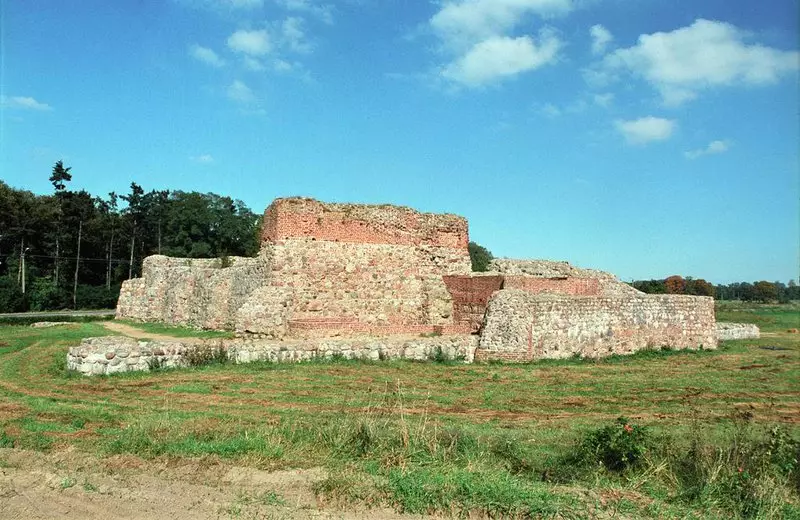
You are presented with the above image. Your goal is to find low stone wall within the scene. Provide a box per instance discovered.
[477,290,717,362]
[716,322,760,341]
[68,337,195,375]
[228,335,478,364]
[68,335,479,376]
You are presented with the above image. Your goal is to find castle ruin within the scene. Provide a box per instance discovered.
[111,197,717,365]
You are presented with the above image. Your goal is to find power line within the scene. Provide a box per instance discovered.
[0,254,132,264]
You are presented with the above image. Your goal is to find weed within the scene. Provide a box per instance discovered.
[257,490,286,506]
[490,434,535,476]
[0,430,14,448]
[82,480,98,493]
[184,343,228,367]
[145,356,164,371]
[60,476,77,490]
[427,346,449,363]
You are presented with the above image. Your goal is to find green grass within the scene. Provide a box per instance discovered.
[0,314,114,326]
[115,319,235,339]
[716,301,800,332]
[0,304,797,518]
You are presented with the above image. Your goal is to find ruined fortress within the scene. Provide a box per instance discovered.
[77,196,720,374]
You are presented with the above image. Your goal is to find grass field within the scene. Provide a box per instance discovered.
[0,304,798,518]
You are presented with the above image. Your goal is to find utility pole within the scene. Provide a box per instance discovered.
[17,239,23,287]
[73,220,82,308]
[106,228,114,290]
[21,242,30,294]
[128,234,135,279]
[128,217,138,280]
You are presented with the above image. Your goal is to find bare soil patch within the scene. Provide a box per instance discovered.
[0,448,428,520]
[100,322,206,344]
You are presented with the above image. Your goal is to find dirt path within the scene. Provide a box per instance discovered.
[100,322,207,345]
[0,448,427,520]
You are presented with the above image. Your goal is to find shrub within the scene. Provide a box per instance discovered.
[0,276,26,313]
[75,284,120,309]
[576,417,653,472]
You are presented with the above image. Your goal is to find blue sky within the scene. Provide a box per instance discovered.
[1,0,798,284]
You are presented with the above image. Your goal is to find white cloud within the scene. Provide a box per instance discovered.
[615,116,676,145]
[177,0,263,11]
[242,56,266,71]
[191,154,215,163]
[593,92,614,107]
[225,0,263,8]
[227,80,256,103]
[228,29,271,56]
[431,0,572,49]
[0,95,52,111]
[281,17,312,53]
[540,103,561,118]
[590,24,612,55]
[189,44,225,67]
[599,19,799,105]
[441,31,561,87]
[278,0,333,24]
[684,140,730,159]
[429,0,569,88]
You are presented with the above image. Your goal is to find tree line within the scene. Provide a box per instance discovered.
[0,162,261,312]
[631,275,799,303]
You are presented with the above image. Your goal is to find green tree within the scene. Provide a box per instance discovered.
[49,161,72,192]
[753,281,778,303]
[468,241,493,272]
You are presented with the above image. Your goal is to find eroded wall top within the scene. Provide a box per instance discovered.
[261,197,469,249]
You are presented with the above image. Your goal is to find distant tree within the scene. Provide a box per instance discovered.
[121,182,145,279]
[631,279,666,294]
[49,161,73,287]
[664,275,686,294]
[49,161,72,192]
[787,280,800,301]
[689,278,715,297]
[468,241,493,272]
[753,281,778,303]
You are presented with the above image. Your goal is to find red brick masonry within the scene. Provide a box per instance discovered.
[503,276,600,296]
[262,198,469,249]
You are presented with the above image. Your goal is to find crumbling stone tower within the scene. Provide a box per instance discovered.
[117,197,717,362]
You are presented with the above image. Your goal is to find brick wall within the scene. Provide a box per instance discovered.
[503,276,600,296]
[477,290,717,361]
[442,275,504,333]
[261,197,469,249]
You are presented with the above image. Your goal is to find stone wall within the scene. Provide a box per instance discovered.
[487,259,642,297]
[68,337,194,375]
[114,197,717,355]
[477,290,716,362]
[68,335,479,375]
[117,198,473,337]
[117,255,267,330]
[716,322,760,341]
